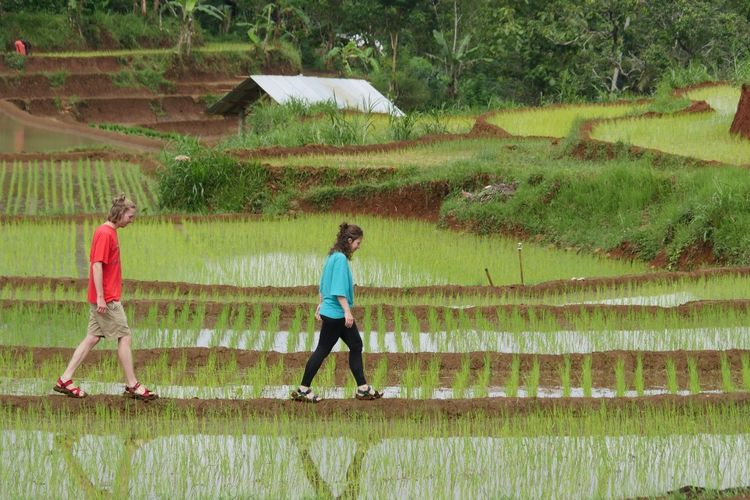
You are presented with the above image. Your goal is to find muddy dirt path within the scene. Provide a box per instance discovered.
[2,393,748,420]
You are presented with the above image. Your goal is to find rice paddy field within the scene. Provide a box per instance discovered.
[2,82,750,498]
[589,84,750,166]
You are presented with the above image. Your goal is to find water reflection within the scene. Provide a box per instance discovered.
[0,111,107,153]
[3,430,748,498]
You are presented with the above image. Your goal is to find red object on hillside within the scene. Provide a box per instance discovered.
[730,84,750,140]
[14,39,27,56]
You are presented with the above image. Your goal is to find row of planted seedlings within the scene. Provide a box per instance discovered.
[3,268,750,305]
[3,398,750,498]
[3,343,750,400]
[0,159,157,215]
[4,298,750,351]
[2,300,750,399]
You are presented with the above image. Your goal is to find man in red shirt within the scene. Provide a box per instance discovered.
[53,194,158,401]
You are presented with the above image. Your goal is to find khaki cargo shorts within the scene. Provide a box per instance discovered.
[87,301,131,339]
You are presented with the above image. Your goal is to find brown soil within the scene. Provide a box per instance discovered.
[300,182,451,221]
[4,346,749,391]
[730,84,750,140]
[2,393,748,420]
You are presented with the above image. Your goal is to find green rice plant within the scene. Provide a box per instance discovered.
[371,356,388,390]
[615,358,626,397]
[401,359,421,399]
[560,355,572,398]
[160,303,176,330]
[634,354,644,396]
[473,354,492,398]
[262,306,280,351]
[247,304,263,349]
[393,307,403,353]
[687,357,701,395]
[247,354,267,397]
[487,102,646,138]
[665,359,679,395]
[422,356,441,398]
[721,354,735,393]
[740,354,750,392]
[505,355,520,397]
[581,356,592,397]
[406,308,420,351]
[376,305,386,353]
[452,355,471,398]
[287,307,303,353]
[228,304,247,350]
[304,307,316,352]
[427,308,440,334]
[590,103,750,166]
[361,305,372,350]
[524,357,540,398]
[176,303,191,331]
[317,354,336,390]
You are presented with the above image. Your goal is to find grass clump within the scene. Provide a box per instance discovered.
[158,143,269,213]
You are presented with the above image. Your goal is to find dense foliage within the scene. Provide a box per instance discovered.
[2,1,749,107]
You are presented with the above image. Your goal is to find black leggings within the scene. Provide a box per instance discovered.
[301,315,367,387]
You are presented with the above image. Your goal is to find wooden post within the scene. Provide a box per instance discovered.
[517,242,524,286]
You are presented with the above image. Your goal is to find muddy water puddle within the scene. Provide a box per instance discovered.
[0,112,108,153]
[3,429,748,498]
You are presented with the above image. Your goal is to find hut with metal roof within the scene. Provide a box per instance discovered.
[207,75,403,133]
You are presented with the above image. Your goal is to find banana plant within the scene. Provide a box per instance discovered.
[324,40,380,76]
[162,0,225,57]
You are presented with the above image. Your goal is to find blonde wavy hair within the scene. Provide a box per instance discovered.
[107,194,136,223]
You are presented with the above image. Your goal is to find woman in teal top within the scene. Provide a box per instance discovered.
[291,222,382,403]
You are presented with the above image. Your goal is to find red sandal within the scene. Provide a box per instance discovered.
[124,382,158,401]
[53,378,86,398]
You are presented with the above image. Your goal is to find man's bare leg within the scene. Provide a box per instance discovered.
[61,334,100,381]
[117,335,138,388]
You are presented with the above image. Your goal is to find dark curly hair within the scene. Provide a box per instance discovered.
[329,222,363,260]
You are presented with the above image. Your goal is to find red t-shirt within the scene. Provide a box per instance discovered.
[14,40,26,56]
[87,224,122,304]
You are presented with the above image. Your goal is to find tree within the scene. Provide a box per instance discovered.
[162,0,225,56]
[428,0,482,98]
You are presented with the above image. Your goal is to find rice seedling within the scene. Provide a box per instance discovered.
[720,354,735,393]
[422,356,441,398]
[742,354,750,392]
[473,354,492,398]
[581,356,592,397]
[505,355,520,397]
[615,358,626,397]
[634,354,645,396]
[665,359,679,394]
[687,357,701,395]
[560,355,572,397]
[393,307,404,353]
[371,356,388,390]
[524,357,540,398]
[487,102,646,138]
[401,359,421,399]
[590,111,750,166]
[452,355,471,398]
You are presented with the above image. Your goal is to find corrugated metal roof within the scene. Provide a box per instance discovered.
[207,75,403,116]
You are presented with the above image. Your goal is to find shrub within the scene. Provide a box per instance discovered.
[159,144,270,212]
[3,52,25,71]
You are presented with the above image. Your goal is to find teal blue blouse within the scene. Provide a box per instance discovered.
[319,252,353,319]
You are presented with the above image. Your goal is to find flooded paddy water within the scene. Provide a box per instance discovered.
[3,428,749,498]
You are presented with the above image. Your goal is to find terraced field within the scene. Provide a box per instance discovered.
[1,72,749,497]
